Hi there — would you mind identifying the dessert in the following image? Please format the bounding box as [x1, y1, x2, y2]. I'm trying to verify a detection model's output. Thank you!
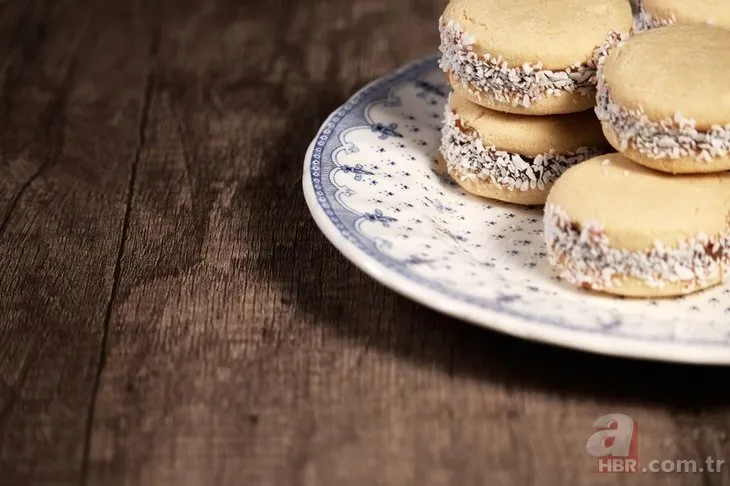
[635, 0, 730, 32]
[596, 24, 730, 173]
[438, 0, 632, 115]
[545, 154, 730, 297]
[441, 92, 609, 205]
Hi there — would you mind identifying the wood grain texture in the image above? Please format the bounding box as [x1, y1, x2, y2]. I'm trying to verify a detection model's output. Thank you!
[0, 0, 156, 484]
[1, 0, 730, 485]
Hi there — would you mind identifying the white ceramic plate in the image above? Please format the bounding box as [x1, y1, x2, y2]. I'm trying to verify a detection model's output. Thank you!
[302, 55, 730, 365]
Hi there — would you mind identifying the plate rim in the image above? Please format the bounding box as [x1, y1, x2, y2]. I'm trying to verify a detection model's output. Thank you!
[302, 55, 730, 366]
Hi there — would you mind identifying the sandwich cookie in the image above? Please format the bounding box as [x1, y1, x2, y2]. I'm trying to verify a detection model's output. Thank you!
[596, 24, 730, 174]
[545, 154, 730, 298]
[441, 92, 609, 205]
[635, 0, 730, 31]
[438, 0, 632, 115]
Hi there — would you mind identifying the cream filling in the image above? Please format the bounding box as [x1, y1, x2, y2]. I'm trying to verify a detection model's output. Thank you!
[544, 203, 730, 292]
[438, 17, 627, 108]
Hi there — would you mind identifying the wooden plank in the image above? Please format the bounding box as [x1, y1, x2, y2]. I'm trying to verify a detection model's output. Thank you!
[83, 0, 730, 485]
[84, 0, 452, 483]
[0, 0, 155, 483]
[0, 0, 58, 232]
[1, 0, 729, 485]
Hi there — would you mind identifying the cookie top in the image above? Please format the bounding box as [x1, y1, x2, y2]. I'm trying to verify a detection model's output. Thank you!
[602, 24, 730, 127]
[449, 93, 608, 157]
[547, 153, 730, 251]
[642, 0, 730, 29]
[442, 0, 632, 70]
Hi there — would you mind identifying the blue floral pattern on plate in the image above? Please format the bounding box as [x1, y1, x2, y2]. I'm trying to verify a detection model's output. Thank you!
[303, 55, 730, 365]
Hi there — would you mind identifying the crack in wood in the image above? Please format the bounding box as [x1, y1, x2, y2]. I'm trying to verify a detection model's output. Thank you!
[78, 9, 161, 484]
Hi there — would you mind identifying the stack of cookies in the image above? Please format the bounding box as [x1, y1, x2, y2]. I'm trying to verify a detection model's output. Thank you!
[545, 24, 730, 298]
[437, 0, 633, 205]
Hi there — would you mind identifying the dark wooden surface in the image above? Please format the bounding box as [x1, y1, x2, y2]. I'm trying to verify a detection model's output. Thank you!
[0, 0, 729, 485]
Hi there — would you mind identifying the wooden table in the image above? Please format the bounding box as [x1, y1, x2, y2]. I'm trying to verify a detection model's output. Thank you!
[1, 0, 728, 484]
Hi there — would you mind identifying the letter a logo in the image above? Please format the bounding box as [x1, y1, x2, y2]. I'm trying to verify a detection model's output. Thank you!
[586, 413, 639, 473]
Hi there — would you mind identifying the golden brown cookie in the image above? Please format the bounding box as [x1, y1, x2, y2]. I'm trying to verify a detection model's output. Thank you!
[545, 154, 730, 297]
[441, 93, 609, 205]
[635, 0, 730, 32]
[596, 24, 730, 173]
[439, 0, 632, 115]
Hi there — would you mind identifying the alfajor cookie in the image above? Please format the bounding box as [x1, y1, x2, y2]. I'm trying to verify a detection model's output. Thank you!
[545, 154, 730, 298]
[596, 24, 730, 174]
[635, 0, 730, 32]
[438, 0, 632, 115]
[440, 92, 609, 205]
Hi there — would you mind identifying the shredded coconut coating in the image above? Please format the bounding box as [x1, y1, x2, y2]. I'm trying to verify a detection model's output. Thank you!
[544, 203, 730, 292]
[438, 17, 628, 108]
[633, 0, 719, 31]
[595, 75, 730, 162]
[440, 107, 603, 192]
[633, 0, 677, 31]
